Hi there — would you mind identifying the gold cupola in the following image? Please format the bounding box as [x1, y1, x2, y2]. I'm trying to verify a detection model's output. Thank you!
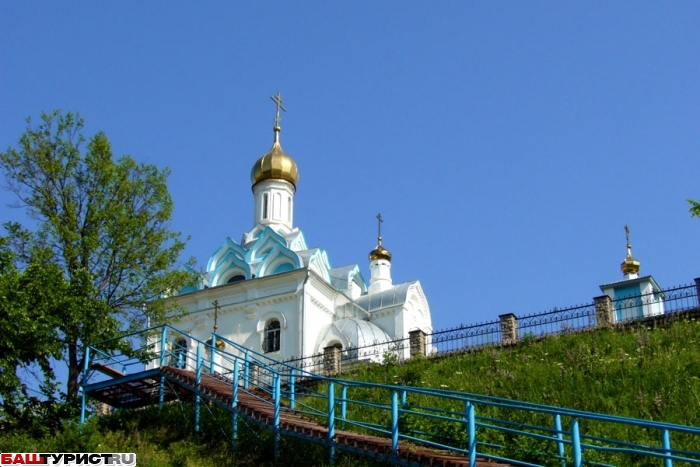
[250, 93, 299, 190]
[369, 238, 392, 262]
[620, 225, 640, 276]
[369, 213, 392, 261]
[250, 126, 299, 189]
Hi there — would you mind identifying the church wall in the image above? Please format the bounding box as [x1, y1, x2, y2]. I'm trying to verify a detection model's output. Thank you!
[302, 275, 337, 356]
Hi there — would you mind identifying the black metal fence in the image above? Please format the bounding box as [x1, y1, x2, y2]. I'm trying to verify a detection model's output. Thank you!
[427, 320, 501, 355]
[613, 283, 698, 323]
[287, 280, 698, 374]
[518, 302, 597, 339]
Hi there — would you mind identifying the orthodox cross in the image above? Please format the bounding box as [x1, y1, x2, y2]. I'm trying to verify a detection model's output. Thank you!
[376, 213, 383, 245]
[270, 93, 286, 127]
[212, 300, 219, 332]
[625, 224, 631, 247]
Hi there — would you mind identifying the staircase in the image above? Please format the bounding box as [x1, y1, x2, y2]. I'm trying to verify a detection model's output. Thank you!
[160, 366, 508, 466]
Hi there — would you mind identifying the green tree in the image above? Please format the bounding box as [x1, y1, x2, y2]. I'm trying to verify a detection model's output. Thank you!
[0, 110, 192, 406]
[689, 198, 700, 218]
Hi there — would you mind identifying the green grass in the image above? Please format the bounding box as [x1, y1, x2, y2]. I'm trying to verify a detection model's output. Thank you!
[0, 402, 389, 467]
[4, 318, 700, 466]
[319, 317, 700, 465]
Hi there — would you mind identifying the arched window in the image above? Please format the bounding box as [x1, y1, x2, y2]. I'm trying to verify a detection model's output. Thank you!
[227, 274, 245, 284]
[263, 319, 281, 353]
[287, 196, 292, 222]
[262, 193, 269, 219]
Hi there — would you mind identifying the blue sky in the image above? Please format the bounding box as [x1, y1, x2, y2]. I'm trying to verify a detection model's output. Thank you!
[1, 2, 699, 332]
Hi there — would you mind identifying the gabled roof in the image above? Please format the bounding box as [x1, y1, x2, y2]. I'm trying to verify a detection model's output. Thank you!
[330, 264, 367, 292]
[599, 274, 663, 293]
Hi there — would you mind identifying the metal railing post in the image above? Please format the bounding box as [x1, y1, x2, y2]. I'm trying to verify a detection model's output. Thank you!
[466, 402, 476, 467]
[210, 334, 217, 373]
[159, 327, 167, 413]
[328, 382, 335, 466]
[244, 351, 250, 389]
[159, 327, 167, 367]
[662, 429, 673, 467]
[340, 385, 347, 430]
[289, 368, 295, 410]
[232, 359, 239, 450]
[195, 344, 202, 439]
[401, 389, 407, 406]
[553, 413, 565, 466]
[571, 419, 582, 467]
[391, 390, 399, 457]
[80, 347, 91, 426]
[273, 372, 281, 461]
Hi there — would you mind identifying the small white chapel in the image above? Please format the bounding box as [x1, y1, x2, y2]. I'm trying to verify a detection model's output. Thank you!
[167, 95, 433, 364]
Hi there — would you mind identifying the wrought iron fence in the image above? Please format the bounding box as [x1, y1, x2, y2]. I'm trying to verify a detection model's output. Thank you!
[518, 302, 597, 339]
[427, 320, 501, 355]
[613, 283, 698, 323]
[339, 336, 411, 365]
[282, 352, 325, 374]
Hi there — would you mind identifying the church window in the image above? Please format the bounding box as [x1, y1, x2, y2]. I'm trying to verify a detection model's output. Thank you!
[287, 197, 291, 222]
[263, 319, 281, 353]
[262, 194, 269, 219]
[273, 193, 282, 219]
[227, 274, 245, 284]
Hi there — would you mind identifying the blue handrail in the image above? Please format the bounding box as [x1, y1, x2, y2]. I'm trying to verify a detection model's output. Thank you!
[81, 324, 700, 466]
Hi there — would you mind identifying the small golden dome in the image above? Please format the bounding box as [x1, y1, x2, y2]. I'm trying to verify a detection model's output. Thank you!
[205, 337, 226, 350]
[250, 127, 299, 189]
[369, 237, 392, 262]
[621, 250, 640, 275]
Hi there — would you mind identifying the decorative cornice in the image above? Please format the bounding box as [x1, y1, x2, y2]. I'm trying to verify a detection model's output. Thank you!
[310, 295, 334, 317]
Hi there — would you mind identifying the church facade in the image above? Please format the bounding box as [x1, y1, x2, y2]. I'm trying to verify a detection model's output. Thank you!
[164, 97, 432, 366]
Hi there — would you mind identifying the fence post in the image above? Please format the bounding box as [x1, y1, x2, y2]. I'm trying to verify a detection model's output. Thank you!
[409, 329, 426, 358]
[695, 278, 700, 309]
[195, 344, 202, 439]
[466, 401, 476, 467]
[340, 385, 347, 429]
[324, 345, 341, 376]
[554, 413, 565, 467]
[328, 382, 335, 466]
[159, 327, 167, 367]
[232, 359, 239, 450]
[289, 368, 296, 410]
[244, 351, 250, 389]
[80, 347, 91, 427]
[159, 328, 167, 413]
[571, 419, 582, 467]
[499, 313, 518, 344]
[594, 295, 614, 326]
[273, 372, 281, 461]
[661, 429, 672, 467]
[391, 390, 399, 457]
[210, 334, 217, 373]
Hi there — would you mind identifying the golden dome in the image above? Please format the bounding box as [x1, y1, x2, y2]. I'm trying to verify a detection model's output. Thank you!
[250, 127, 299, 189]
[621, 249, 640, 275]
[369, 237, 392, 262]
[205, 337, 226, 350]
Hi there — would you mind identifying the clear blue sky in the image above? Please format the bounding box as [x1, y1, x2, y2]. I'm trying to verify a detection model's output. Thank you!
[2, 2, 699, 331]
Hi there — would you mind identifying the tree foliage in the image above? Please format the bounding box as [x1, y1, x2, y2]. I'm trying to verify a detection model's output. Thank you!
[689, 198, 700, 218]
[0, 110, 193, 416]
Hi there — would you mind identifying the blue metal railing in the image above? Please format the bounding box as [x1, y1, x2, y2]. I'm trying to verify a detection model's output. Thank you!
[81, 324, 700, 466]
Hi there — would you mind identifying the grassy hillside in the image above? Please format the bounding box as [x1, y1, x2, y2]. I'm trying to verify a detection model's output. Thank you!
[0, 403, 384, 467]
[3, 318, 699, 466]
[347, 318, 700, 423]
[326, 317, 700, 465]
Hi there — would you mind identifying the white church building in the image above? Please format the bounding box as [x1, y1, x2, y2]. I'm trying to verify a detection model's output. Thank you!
[164, 96, 432, 367]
